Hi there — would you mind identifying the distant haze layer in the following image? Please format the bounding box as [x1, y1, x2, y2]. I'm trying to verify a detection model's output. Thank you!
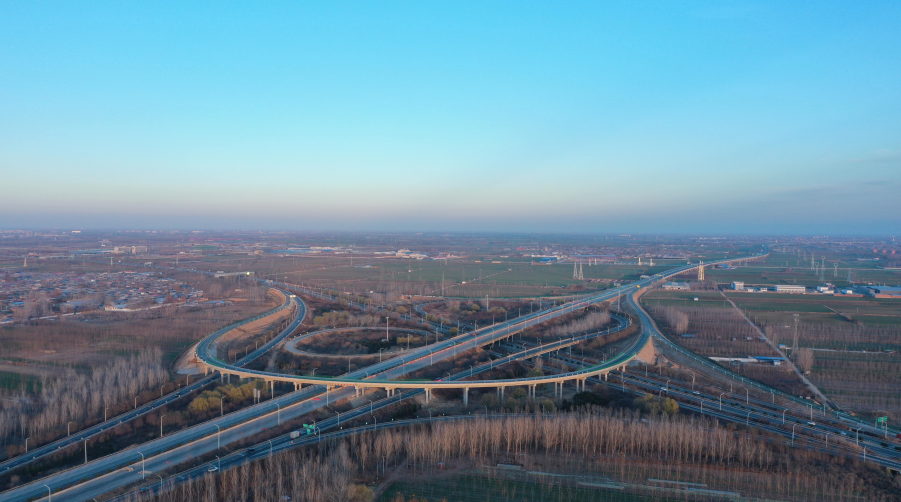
[1, 2, 899, 233]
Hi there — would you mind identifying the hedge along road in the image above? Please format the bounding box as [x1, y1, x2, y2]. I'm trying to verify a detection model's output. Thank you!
[0, 289, 301, 476]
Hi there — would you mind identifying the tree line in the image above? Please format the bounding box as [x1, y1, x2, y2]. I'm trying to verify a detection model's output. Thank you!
[0, 349, 167, 452]
[125, 410, 899, 502]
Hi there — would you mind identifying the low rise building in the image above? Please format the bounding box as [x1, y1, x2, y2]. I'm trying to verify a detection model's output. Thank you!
[865, 286, 901, 298]
[731, 281, 744, 290]
[775, 285, 806, 294]
[662, 281, 691, 291]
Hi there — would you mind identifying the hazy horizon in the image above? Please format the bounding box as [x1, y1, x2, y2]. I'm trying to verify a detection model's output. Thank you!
[2, 2, 899, 234]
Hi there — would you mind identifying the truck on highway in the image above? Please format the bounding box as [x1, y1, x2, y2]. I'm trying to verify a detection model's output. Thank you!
[290, 431, 301, 439]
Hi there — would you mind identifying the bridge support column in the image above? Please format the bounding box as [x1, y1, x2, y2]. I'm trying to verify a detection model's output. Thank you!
[227, 373, 231, 384]
[270, 380, 274, 398]
[425, 388, 430, 403]
[604, 372, 608, 381]
[463, 387, 469, 406]
[499, 386, 505, 400]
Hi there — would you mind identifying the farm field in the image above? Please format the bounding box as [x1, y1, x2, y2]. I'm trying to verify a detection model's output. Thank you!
[644, 286, 901, 420]
[380, 474, 677, 502]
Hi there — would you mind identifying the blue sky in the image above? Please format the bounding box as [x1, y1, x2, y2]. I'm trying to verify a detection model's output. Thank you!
[1, 1, 899, 233]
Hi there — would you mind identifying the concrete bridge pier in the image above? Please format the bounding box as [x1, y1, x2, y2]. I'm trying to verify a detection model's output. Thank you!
[604, 372, 608, 381]
[463, 387, 469, 406]
[424, 388, 431, 403]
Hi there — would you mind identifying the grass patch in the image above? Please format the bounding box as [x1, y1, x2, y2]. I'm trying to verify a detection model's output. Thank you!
[380, 474, 679, 502]
[0, 370, 42, 392]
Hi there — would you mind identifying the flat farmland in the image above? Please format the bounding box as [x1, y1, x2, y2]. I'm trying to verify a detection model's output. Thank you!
[806, 350, 901, 421]
[721, 292, 901, 420]
[177, 254, 688, 299]
[727, 293, 901, 325]
[642, 291, 732, 309]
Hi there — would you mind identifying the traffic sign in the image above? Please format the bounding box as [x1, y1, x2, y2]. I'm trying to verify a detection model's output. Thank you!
[877, 416, 888, 423]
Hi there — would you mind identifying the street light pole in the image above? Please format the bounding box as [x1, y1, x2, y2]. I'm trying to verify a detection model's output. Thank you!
[275, 403, 281, 425]
[214, 424, 221, 449]
[43, 485, 51, 501]
[138, 451, 145, 479]
[160, 414, 167, 437]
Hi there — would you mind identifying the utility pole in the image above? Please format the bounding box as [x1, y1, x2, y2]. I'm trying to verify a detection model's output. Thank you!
[791, 314, 799, 359]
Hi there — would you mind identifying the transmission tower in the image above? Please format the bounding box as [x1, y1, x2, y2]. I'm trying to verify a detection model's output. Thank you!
[698, 261, 705, 281]
[578, 261, 584, 280]
[573, 261, 578, 279]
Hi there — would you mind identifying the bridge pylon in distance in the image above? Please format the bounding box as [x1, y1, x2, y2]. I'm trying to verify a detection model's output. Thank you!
[697, 261, 705, 281]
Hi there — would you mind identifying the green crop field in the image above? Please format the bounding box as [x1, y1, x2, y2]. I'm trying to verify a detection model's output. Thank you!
[0, 370, 42, 392]
[380, 474, 680, 502]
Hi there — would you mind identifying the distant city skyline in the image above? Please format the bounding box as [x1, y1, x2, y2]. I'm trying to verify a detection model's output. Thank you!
[2, 2, 899, 234]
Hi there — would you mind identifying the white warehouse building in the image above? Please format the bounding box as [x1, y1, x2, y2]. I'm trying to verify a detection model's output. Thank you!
[774, 285, 806, 294]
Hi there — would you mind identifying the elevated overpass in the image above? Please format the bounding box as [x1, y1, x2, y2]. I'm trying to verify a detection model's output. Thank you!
[194, 249, 769, 399]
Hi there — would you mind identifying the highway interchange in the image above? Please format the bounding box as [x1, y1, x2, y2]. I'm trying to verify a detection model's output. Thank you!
[3, 248, 900, 501]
